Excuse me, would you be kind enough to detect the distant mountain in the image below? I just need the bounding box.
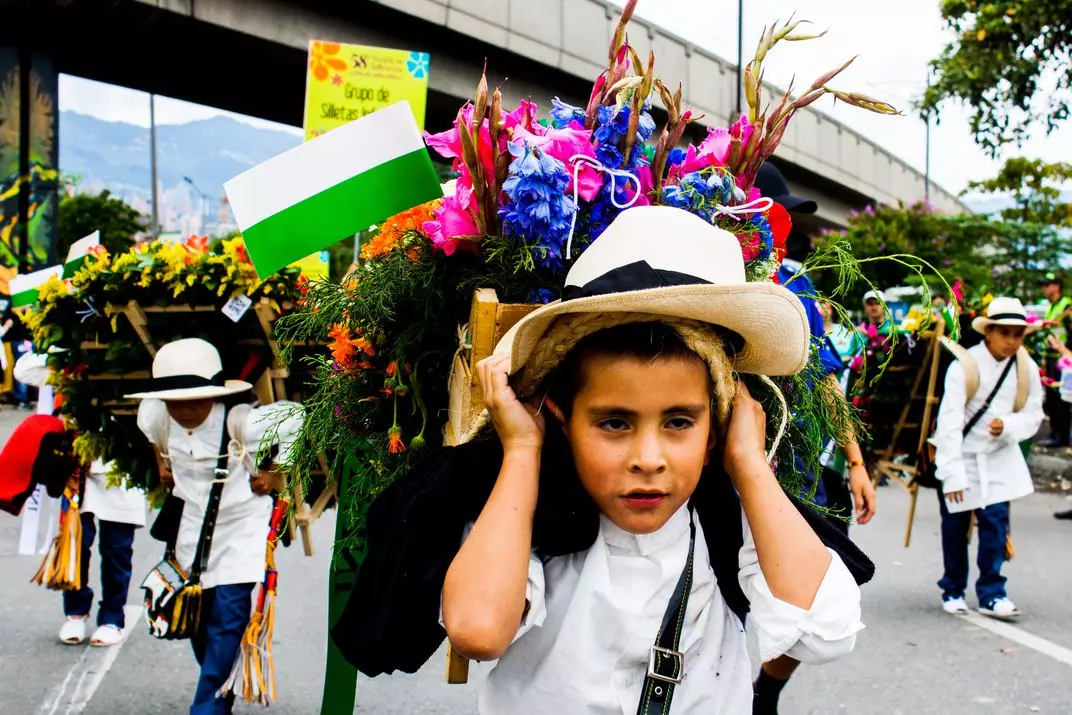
[59,110,302,234]
[963,190,1072,217]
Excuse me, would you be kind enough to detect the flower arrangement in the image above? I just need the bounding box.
[276,2,907,550]
[23,234,304,496]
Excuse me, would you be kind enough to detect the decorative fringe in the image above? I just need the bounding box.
[1004,533,1015,561]
[173,583,203,638]
[31,477,82,591]
[219,499,287,706]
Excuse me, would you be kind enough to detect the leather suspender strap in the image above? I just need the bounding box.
[186,406,232,584]
[962,355,1016,437]
[636,511,696,715]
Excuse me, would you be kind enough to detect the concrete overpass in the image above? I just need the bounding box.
[12,0,966,227]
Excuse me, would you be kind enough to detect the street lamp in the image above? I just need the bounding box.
[183,176,211,236]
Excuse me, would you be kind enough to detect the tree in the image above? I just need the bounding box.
[57,190,145,258]
[966,157,1072,226]
[816,202,1070,304]
[921,0,1072,154]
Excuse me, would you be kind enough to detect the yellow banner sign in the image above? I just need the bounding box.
[303,41,430,141]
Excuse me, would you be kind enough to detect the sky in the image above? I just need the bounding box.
[57,0,1070,197]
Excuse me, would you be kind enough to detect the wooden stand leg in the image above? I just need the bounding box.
[903,483,920,547]
[446,644,471,684]
[290,476,314,557]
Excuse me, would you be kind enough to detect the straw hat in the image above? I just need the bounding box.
[124,338,252,401]
[493,206,810,383]
[971,297,1040,335]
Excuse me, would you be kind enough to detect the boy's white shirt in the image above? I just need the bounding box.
[137,398,303,588]
[466,505,862,715]
[934,343,1043,514]
[82,459,147,527]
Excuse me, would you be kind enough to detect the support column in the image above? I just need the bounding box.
[0,45,60,292]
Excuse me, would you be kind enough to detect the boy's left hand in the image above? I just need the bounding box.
[723,382,769,481]
[848,464,876,525]
[988,418,1004,437]
[250,469,285,495]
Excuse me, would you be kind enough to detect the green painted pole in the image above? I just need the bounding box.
[320,458,363,715]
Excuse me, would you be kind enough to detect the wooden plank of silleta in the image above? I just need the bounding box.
[446,645,471,684]
[123,301,157,357]
[140,305,215,313]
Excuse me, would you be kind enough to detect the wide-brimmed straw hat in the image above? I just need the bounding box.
[971,297,1040,335]
[494,206,810,383]
[124,338,252,401]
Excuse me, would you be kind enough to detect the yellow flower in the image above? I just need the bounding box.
[982,293,994,306]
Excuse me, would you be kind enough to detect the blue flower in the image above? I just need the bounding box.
[529,287,559,304]
[667,147,687,167]
[500,142,578,271]
[550,98,586,129]
[406,52,430,80]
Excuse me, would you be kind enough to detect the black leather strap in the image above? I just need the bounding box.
[186,406,231,584]
[636,511,696,715]
[963,355,1016,437]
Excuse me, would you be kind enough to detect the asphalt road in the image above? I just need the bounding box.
[1,407,1070,714]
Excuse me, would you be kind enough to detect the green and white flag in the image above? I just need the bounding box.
[10,265,63,308]
[63,231,100,278]
[224,101,442,277]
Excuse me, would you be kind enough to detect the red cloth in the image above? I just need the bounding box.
[0,415,67,515]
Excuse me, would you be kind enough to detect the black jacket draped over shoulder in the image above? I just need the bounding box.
[331,428,875,677]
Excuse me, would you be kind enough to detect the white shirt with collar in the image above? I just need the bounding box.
[477,504,863,714]
[137,399,303,588]
[935,343,1043,513]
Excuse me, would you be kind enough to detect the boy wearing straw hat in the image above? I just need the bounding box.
[934,297,1043,620]
[439,206,865,713]
[127,338,303,715]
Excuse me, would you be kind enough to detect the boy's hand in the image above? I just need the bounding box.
[250,469,285,495]
[722,382,769,482]
[848,464,877,525]
[477,354,545,453]
[945,490,965,504]
[989,418,1004,437]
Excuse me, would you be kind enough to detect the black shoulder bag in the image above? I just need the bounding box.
[140,407,231,640]
[635,511,696,715]
[917,355,1016,489]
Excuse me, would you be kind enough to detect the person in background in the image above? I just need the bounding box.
[821,301,856,363]
[1,296,33,409]
[934,298,1043,619]
[756,162,876,715]
[1039,272,1071,448]
[861,290,894,333]
[1043,332,1072,521]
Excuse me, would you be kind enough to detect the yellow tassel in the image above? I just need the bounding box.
[172,584,202,639]
[31,492,83,591]
[1004,533,1016,561]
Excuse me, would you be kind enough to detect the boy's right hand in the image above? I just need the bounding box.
[477,354,545,453]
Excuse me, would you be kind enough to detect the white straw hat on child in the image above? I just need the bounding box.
[971,297,1040,335]
[494,205,810,381]
[124,338,252,401]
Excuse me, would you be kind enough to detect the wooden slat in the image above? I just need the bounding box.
[446,645,470,684]
[140,305,215,313]
[123,301,157,357]
[88,371,151,381]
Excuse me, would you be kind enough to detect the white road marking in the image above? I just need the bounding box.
[38,605,143,715]
[958,610,1072,668]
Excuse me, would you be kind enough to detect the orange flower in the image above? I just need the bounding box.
[385,360,398,378]
[310,42,347,83]
[387,426,406,454]
[328,324,356,368]
[184,235,209,254]
[360,200,442,261]
[353,336,376,357]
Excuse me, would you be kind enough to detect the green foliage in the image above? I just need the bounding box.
[921,0,1072,153]
[814,202,1069,304]
[966,157,1072,226]
[57,190,145,258]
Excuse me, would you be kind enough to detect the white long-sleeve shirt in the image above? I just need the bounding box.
[935,344,1043,513]
[137,399,303,588]
[477,504,863,714]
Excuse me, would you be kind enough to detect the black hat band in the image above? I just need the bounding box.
[152,370,226,392]
[562,260,710,301]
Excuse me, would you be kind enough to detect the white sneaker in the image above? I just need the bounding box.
[59,617,87,645]
[942,596,969,615]
[90,624,125,647]
[979,598,1022,620]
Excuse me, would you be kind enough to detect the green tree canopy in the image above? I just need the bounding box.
[816,202,1070,305]
[921,0,1072,154]
[966,157,1072,226]
[57,190,145,259]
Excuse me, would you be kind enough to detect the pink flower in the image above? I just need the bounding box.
[866,323,879,340]
[849,355,864,372]
[511,124,603,201]
[422,180,480,255]
[729,113,755,148]
[425,101,541,181]
[952,279,965,303]
[629,164,653,207]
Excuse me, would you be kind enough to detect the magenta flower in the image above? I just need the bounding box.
[422,180,480,255]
